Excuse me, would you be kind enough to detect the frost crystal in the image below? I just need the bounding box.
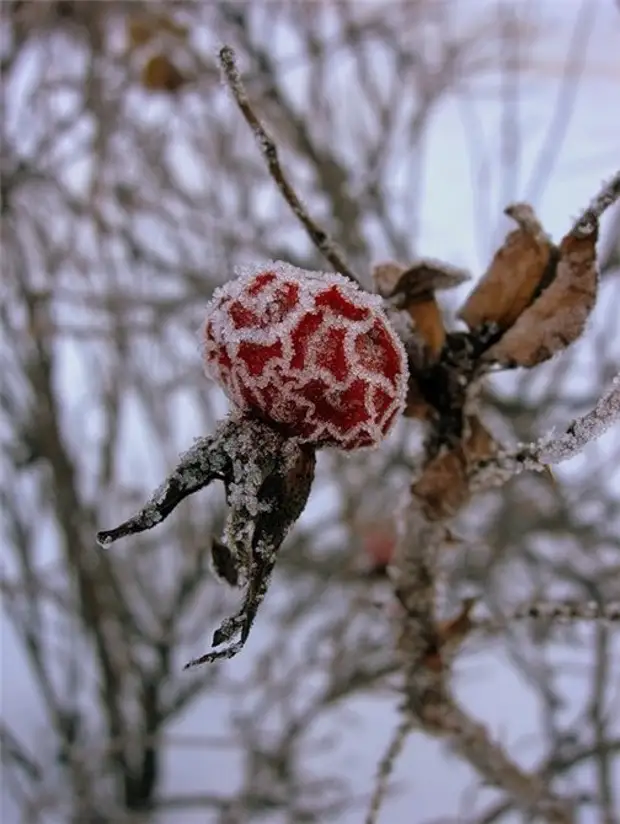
[201,261,409,450]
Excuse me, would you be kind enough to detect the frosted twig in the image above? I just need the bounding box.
[391,502,574,821]
[534,373,620,465]
[475,600,620,636]
[571,169,620,238]
[469,373,620,492]
[218,45,360,285]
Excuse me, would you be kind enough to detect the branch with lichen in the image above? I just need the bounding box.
[217,45,361,285]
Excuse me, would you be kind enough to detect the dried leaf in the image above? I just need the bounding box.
[412,417,497,520]
[372,261,406,298]
[407,296,445,360]
[483,229,598,368]
[388,259,471,301]
[458,204,554,332]
[141,54,187,93]
[128,17,156,48]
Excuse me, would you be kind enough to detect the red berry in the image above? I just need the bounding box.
[202,262,409,450]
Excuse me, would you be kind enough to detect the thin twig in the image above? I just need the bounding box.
[470,373,620,492]
[218,45,361,284]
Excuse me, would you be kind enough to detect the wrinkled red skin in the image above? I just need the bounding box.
[203,267,408,450]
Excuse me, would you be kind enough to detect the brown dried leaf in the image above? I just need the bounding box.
[372,261,406,297]
[412,417,497,520]
[458,204,554,332]
[373,260,453,361]
[141,54,188,93]
[483,229,598,368]
[389,260,471,300]
[407,296,446,360]
[128,17,156,48]
[373,259,469,299]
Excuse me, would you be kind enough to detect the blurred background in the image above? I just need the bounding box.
[1,1,619,822]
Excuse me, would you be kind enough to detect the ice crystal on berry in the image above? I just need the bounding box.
[202,261,409,450]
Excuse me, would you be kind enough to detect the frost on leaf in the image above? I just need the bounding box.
[458,204,554,333]
[97,415,316,667]
[412,416,498,520]
[202,261,409,450]
[483,226,598,368]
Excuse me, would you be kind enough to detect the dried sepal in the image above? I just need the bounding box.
[407,296,446,362]
[458,203,555,333]
[374,259,470,301]
[97,415,315,667]
[412,416,498,520]
[483,226,598,368]
[374,259,469,365]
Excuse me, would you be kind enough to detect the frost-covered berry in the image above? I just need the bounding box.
[202,262,409,450]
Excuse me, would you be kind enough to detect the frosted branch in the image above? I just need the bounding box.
[475,600,620,636]
[571,169,620,238]
[386,500,574,822]
[218,45,360,285]
[534,373,620,464]
[470,373,620,492]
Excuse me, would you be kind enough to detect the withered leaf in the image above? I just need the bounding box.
[128,17,156,48]
[458,204,554,332]
[385,259,471,301]
[372,261,406,298]
[483,228,598,368]
[141,54,188,93]
[412,417,497,520]
[372,259,468,363]
[408,295,446,360]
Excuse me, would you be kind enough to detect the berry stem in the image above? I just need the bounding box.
[218,45,361,286]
